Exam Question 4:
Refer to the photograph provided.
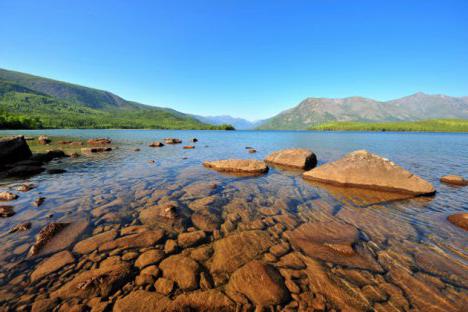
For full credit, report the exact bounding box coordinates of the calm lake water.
[0,129,467,311]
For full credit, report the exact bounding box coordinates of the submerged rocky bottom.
[0,133,467,312]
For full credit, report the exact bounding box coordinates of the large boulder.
[265,148,317,170]
[303,150,435,195]
[0,136,32,165]
[159,255,201,290]
[226,260,290,306]
[203,159,268,175]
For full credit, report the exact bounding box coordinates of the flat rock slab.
[73,229,118,254]
[440,175,468,186]
[303,150,435,195]
[285,221,382,272]
[209,230,274,274]
[114,290,171,312]
[447,213,468,231]
[173,289,236,311]
[99,230,165,251]
[203,159,268,175]
[51,263,131,299]
[265,148,317,170]
[31,250,74,282]
[227,260,290,306]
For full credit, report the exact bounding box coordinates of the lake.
[0,129,467,311]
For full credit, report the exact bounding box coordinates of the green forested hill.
[0,68,233,130]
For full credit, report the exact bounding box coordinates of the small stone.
[16,183,35,192]
[154,278,174,295]
[164,239,178,254]
[177,231,206,248]
[34,197,46,207]
[135,249,165,268]
[0,205,15,217]
[9,222,32,233]
[440,175,468,186]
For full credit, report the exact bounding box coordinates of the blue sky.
[1,0,467,120]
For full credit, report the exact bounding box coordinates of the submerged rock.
[226,260,290,306]
[203,159,269,175]
[31,250,75,282]
[29,222,69,256]
[87,138,111,145]
[440,175,468,186]
[0,205,15,217]
[114,290,171,312]
[173,289,236,311]
[9,222,31,233]
[99,230,165,251]
[0,136,32,164]
[265,148,317,170]
[447,213,468,231]
[51,263,131,299]
[159,255,200,290]
[303,150,435,195]
[81,147,112,154]
[73,229,118,254]
[178,230,207,248]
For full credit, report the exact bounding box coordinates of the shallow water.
[0,129,467,311]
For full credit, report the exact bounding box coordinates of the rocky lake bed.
[0,129,467,312]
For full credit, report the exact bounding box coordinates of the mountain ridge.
[258,92,468,130]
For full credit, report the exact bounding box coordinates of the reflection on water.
[0,129,467,311]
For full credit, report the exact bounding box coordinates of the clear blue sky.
[1,0,467,120]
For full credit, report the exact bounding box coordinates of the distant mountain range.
[0,68,232,130]
[192,115,264,130]
[257,93,468,130]
[1,68,466,131]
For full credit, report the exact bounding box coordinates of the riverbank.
[308,119,468,132]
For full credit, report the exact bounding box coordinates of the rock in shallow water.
[159,254,201,290]
[31,250,74,282]
[114,290,171,312]
[226,260,290,306]
[440,175,468,186]
[265,148,317,170]
[447,213,468,231]
[303,150,435,195]
[203,159,268,175]
[0,191,18,201]
[99,230,165,251]
[0,136,32,164]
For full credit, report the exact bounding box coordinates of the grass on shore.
[308,119,468,132]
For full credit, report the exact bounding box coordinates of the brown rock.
[178,231,207,248]
[87,138,111,145]
[73,230,118,254]
[51,263,131,299]
[0,205,15,217]
[34,197,46,207]
[203,159,268,175]
[81,147,112,154]
[16,183,35,192]
[29,219,89,257]
[440,175,468,186]
[38,135,51,145]
[0,191,18,201]
[227,260,290,306]
[0,136,32,164]
[447,213,468,231]
[113,290,171,312]
[164,138,182,144]
[154,277,174,295]
[149,142,164,147]
[99,230,165,251]
[159,255,200,290]
[31,250,75,282]
[28,222,69,256]
[303,150,435,195]
[139,202,185,232]
[183,145,195,149]
[135,249,165,268]
[209,230,274,274]
[285,221,382,272]
[265,148,317,170]
[31,298,59,312]
[191,211,221,231]
[9,222,31,233]
[172,289,236,311]
[164,239,178,254]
